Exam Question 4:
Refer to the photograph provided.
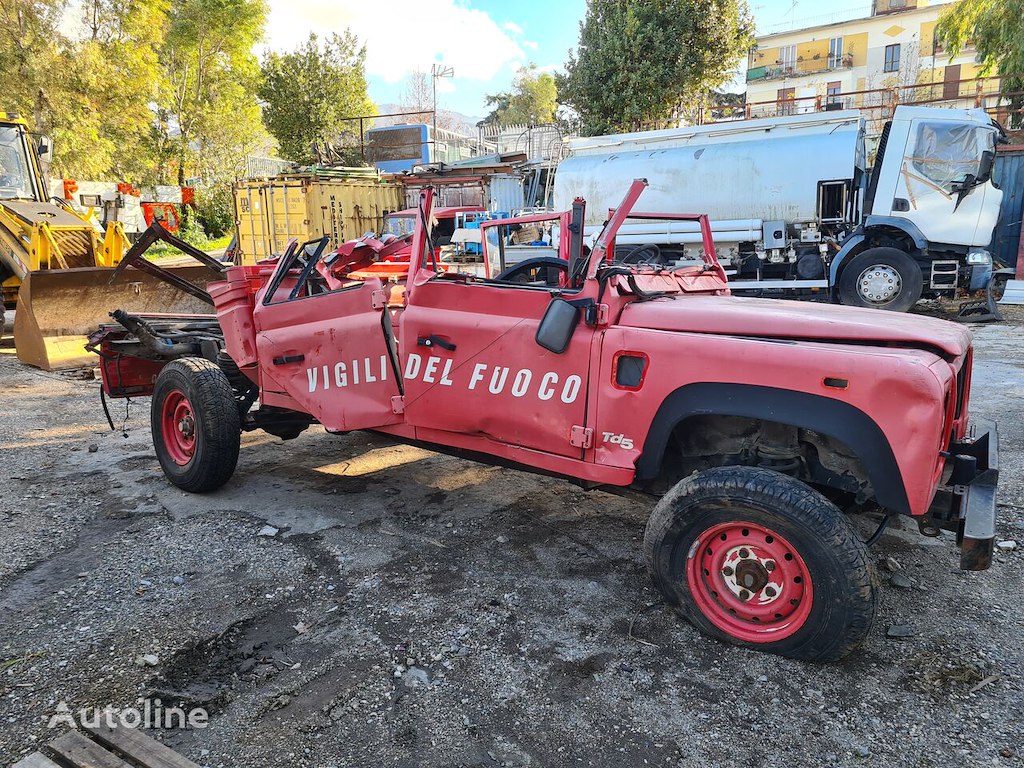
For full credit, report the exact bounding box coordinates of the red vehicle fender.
[592,323,950,517]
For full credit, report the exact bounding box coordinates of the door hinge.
[596,303,610,325]
[569,425,593,449]
[391,395,405,414]
[371,289,388,310]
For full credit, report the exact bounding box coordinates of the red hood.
[617,295,971,358]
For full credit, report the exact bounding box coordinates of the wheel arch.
[634,383,910,515]
[830,217,927,285]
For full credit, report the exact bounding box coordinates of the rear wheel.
[643,466,877,661]
[838,247,922,312]
[151,358,241,492]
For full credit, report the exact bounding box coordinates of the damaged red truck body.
[89,180,998,661]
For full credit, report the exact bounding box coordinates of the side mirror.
[36,136,53,163]
[536,298,580,354]
[978,149,995,184]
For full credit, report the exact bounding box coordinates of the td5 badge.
[602,432,634,450]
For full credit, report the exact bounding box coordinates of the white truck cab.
[849,107,1002,301]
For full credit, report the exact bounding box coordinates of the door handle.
[417,335,456,352]
[272,354,305,365]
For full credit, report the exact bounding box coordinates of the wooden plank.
[45,730,136,768]
[12,753,64,768]
[83,724,201,768]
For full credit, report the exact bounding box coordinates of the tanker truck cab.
[834,107,1004,308]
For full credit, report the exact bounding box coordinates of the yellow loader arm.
[5,214,210,371]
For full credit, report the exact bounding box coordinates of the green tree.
[0,0,168,180]
[259,31,376,164]
[158,0,268,185]
[937,0,1024,126]
[0,0,63,126]
[52,0,168,179]
[558,0,754,135]
[194,182,234,237]
[482,63,557,126]
[1,0,270,187]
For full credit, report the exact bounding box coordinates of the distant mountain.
[375,103,486,138]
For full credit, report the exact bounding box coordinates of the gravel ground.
[0,307,1022,768]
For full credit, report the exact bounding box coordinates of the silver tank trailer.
[553,112,866,262]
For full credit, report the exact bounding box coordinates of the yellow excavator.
[0,111,213,369]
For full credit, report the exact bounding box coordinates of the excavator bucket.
[13,266,217,370]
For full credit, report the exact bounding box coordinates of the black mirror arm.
[953,173,978,212]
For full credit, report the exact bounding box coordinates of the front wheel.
[643,467,877,661]
[151,358,241,492]
[838,247,923,312]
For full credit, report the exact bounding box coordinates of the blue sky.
[260,0,877,118]
[365,0,588,118]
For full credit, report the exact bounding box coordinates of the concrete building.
[743,0,1000,130]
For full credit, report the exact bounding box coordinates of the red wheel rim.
[686,521,813,643]
[161,389,197,466]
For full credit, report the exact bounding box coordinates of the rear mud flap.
[13,267,217,370]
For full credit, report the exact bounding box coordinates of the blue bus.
[365,123,482,172]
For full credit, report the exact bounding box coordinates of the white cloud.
[262,0,526,84]
[502,20,524,35]
[522,40,539,51]
[434,78,456,94]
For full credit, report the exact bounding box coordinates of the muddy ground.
[0,307,1022,768]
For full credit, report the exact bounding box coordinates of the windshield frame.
[382,213,416,238]
[479,210,570,278]
[0,123,44,202]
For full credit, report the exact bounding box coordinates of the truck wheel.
[643,466,877,661]
[151,358,241,493]
[838,247,922,311]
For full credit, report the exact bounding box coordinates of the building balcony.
[747,53,855,82]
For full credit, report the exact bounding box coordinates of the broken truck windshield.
[910,122,993,190]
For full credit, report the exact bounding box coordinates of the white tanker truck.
[553,106,1004,311]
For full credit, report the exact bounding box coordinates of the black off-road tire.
[643,466,877,661]
[838,247,923,312]
[151,357,241,493]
